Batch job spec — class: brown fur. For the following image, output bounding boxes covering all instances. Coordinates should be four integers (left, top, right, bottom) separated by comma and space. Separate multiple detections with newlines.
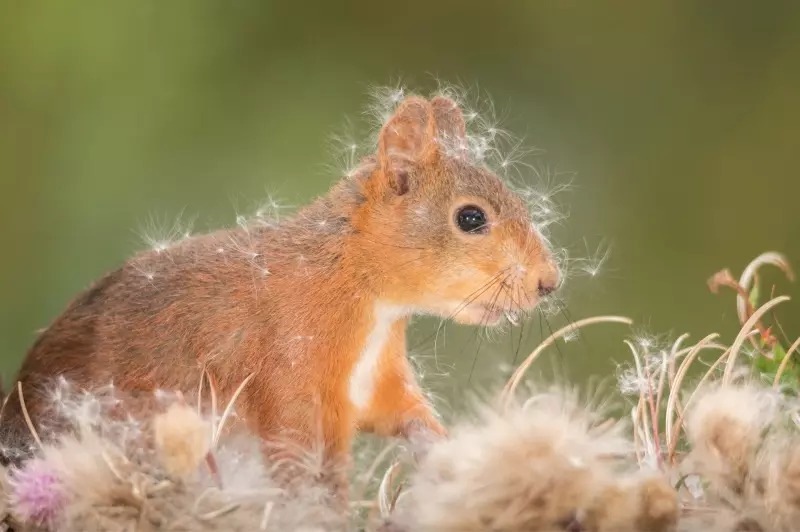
1, 95, 559, 497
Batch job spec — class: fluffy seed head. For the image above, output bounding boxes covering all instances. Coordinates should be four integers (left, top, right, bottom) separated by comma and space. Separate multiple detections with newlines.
685, 384, 780, 494
760, 436, 800, 531
391, 388, 630, 531
39, 431, 120, 514
582, 474, 679, 532
153, 402, 211, 477
8, 457, 67, 528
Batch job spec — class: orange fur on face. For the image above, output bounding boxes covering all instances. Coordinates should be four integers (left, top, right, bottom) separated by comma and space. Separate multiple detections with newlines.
1, 94, 558, 499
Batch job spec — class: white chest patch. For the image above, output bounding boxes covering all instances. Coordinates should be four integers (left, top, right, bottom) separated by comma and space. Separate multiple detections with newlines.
349, 303, 408, 411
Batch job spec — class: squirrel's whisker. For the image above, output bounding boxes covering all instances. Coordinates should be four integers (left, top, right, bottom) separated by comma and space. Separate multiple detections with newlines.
465, 276, 508, 386
412, 269, 510, 353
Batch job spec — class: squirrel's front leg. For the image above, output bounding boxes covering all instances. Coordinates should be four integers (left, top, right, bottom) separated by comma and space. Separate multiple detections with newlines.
356, 328, 446, 456
244, 385, 355, 504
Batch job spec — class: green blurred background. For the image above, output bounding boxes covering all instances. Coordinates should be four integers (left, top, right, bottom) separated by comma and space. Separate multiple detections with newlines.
2, 2, 799, 407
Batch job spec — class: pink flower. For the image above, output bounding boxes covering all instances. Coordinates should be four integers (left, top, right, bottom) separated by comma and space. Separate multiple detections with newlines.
9, 457, 67, 528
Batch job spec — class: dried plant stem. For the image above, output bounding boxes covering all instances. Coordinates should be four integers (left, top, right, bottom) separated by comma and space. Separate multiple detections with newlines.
773, 336, 800, 389
667, 344, 733, 463
683, 345, 735, 412
654, 350, 668, 427
646, 355, 665, 466
101, 450, 128, 483
771, 284, 793, 347
260, 501, 274, 530
205, 452, 222, 488
664, 333, 719, 453
197, 502, 240, 520
212, 372, 256, 448
353, 441, 398, 505
667, 336, 695, 428
626, 341, 660, 464
631, 399, 643, 464
723, 295, 790, 384
351, 500, 378, 509
667, 342, 729, 428
197, 363, 207, 415
17, 382, 43, 449
736, 252, 794, 326
667, 335, 690, 384
668, 342, 727, 424
0, 387, 12, 424
378, 461, 402, 518
501, 315, 632, 406
632, 390, 650, 465
205, 368, 219, 442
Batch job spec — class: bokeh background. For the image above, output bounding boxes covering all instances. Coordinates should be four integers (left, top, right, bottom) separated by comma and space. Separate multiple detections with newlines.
2, 2, 799, 408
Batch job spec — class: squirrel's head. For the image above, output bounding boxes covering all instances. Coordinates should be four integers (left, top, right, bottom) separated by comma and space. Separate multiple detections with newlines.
352, 95, 561, 326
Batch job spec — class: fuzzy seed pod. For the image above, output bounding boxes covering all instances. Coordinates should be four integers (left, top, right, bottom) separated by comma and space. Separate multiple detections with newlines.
153, 403, 210, 477
8, 457, 67, 528
760, 436, 800, 531
582, 474, 678, 532
685, 384, 779, 494
392, 390, 630, 531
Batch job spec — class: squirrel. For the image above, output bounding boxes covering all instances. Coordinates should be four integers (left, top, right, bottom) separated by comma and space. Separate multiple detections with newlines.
0, 93, 560, 495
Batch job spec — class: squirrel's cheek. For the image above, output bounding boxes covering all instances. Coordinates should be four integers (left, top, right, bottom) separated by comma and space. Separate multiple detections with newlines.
440, 266, 495, 295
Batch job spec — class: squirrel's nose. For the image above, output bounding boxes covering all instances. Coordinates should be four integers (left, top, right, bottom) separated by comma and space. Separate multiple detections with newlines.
537, 280, 556, 297
536, 261, 561, 297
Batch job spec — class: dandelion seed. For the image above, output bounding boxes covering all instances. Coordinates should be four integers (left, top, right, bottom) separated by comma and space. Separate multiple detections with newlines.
137, 211, 194, 255
741, 344, 760, 359
617, 366, 645, 396
48, 377, 70, 405
390, 88, 404, 103
629, 331, 663, 352
154, 389, 171, 401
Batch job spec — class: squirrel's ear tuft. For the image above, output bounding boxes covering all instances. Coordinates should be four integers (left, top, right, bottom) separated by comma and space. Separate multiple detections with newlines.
431, 96, 467, 140
377, 96, 435, 195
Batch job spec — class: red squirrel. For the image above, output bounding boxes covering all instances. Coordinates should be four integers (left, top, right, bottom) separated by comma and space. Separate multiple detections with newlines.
0, 94, 560, 489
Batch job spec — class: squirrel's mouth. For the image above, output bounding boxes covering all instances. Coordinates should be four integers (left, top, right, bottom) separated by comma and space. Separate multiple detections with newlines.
438, 298, 532, 327
464, 304, 523, 326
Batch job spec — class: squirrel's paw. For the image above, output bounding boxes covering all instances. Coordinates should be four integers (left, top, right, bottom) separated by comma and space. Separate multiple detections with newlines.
403, 418, 447, 464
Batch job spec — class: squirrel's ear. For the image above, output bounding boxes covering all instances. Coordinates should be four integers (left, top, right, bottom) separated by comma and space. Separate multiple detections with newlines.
431, 96, 467, 140
377, 96, 436, 195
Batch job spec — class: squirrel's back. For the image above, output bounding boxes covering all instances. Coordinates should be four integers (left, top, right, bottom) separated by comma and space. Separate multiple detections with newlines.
2, 188, 366, 459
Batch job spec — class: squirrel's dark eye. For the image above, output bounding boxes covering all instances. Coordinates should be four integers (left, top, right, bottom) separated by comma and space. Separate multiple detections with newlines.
456, 205, 488, 234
